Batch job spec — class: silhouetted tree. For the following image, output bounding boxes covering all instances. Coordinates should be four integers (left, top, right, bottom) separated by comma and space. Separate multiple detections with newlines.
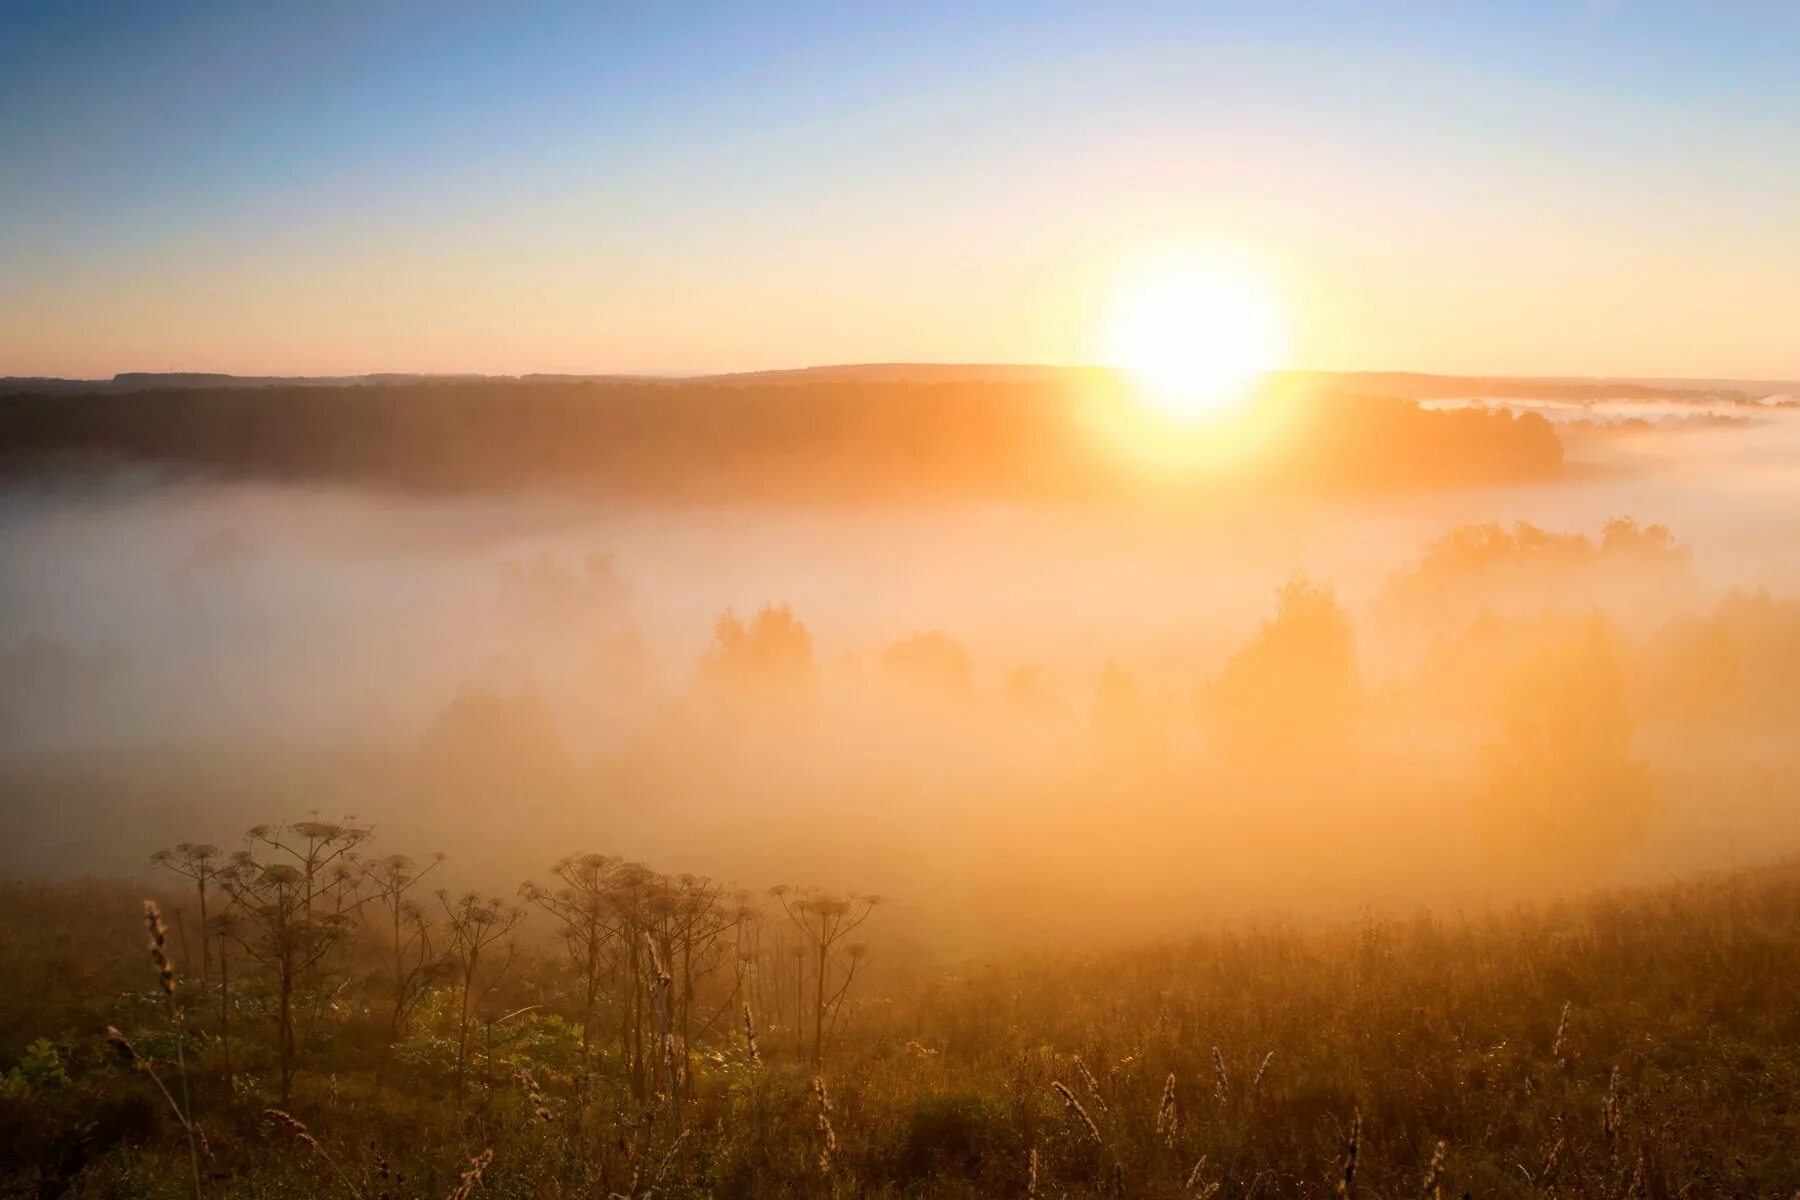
1201, 577, 1360, 765
700, 603, 819, 713
1476, 615, 1652, 863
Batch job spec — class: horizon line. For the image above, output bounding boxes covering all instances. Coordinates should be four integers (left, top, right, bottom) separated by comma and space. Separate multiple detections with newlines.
5, 363, 1799, 389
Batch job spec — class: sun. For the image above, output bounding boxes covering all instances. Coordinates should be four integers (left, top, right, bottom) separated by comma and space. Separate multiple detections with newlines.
1105, 262, 1286, 420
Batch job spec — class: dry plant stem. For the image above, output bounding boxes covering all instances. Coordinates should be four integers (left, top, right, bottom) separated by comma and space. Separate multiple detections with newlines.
647, 1128, 689, 1198
813, 1075, 838, 1174
165, 976, 200, 1198
107, 1025, 197, 1172
1074, 1054, 1109, 1112
1185, 1154, 1210, 1190
1052, 1080, 1104, 1147
1337, 1108, 1362, 1198
145, 902, 203, 1200
1423, 1139, 1447, 1199
643, 932, 682, 1135
264, 1108, 366, 1200
445, 1147, 493, 1200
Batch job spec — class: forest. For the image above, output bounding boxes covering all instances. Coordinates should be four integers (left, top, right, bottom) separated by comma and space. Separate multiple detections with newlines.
0, 375, 1562, 500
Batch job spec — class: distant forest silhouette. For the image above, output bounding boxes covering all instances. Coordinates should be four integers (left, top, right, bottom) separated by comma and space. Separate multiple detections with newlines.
0, 376, 1561, 499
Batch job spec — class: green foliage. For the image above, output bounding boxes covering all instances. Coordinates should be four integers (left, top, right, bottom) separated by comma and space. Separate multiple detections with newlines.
0, 1038, 68, 1099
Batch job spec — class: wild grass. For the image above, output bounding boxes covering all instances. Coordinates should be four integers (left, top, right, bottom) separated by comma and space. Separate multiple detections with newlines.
2, 859, 1799, 1197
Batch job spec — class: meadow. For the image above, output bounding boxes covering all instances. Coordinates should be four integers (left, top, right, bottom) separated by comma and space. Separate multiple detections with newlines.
3, 840, 1797, 1199
11, 2, 1800, 1195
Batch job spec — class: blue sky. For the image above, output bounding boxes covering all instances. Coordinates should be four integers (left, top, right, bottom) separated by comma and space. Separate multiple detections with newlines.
3, 1, 1798, 377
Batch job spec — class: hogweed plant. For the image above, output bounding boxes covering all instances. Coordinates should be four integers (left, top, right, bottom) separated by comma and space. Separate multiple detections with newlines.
438, 891, 525, 1105
61, 818, 1800, 1198
149, 844, 223, 991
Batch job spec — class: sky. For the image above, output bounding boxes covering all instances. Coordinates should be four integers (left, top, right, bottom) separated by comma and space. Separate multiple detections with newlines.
2, 1, 1798, 380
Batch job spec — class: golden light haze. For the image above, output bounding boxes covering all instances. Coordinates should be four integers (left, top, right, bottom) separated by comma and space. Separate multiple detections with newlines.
1103, 252, 1287, 418
10, 6, 1800, 1195
10, 222, 1797, 381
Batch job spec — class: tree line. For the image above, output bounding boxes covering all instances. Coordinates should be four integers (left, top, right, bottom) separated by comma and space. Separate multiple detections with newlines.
0, 377, 1562, 499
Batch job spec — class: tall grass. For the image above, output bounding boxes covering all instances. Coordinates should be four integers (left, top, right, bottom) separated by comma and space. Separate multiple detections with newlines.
2, 859, 1800, 1195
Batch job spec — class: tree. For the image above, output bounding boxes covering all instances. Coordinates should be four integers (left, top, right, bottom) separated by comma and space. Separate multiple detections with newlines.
1201, 577, 1360, 766
699, 603, 819, 712
1476, 615, 1652, 865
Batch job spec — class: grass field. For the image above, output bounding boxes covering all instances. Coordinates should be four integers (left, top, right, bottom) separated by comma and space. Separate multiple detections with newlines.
3, 843, 1798, 1199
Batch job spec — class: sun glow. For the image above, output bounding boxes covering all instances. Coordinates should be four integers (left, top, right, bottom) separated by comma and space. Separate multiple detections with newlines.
1105, 262, 1286, 420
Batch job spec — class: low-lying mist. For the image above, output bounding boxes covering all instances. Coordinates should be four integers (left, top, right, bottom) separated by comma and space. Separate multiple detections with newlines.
6, 385, 1800, 963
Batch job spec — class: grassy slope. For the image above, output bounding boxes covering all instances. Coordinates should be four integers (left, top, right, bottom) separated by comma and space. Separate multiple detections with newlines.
3, 863, 1798, 1198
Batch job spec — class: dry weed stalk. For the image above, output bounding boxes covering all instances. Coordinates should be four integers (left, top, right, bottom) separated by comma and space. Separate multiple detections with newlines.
643, 932, 682, 1135
515, 1065, 554, 1122
1336, 1108, 1362, 1198
1535, 1135, 1565, 1194
445, 1148, 494, 1200
105, 1024, 197, 1170
813, 1075, 838, 1174
1212, 1047, 1230, 1105
1184, 1153, 1209, 1190
264, 1108, 365, 1199
1155, 1072, 1179, 1146
1603, 1066, 1631, 1192
136, 901, 202, 1200
1550, 1000, 1571, 1067
742, 1001, 759, 1068
1422, 1139, 1446, 1199
1052, 1080, 1104, 1147
1250, 1049, 1275, 1104
646, 1129, 689, 1197
1073, 1054, 1109, 1112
